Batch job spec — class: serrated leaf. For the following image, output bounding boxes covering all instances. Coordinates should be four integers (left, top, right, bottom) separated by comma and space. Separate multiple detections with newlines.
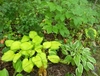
87, 62, 94, 70
5, 40, 14, 47
1, 50, 15, 62
22, 58, 34, 73
29, 31, 37, 39
48, 55, 60, 63
21, 35, 30, 42
10, 41, 21, 51
13, 59, 23, 72
43, 41, 51, 49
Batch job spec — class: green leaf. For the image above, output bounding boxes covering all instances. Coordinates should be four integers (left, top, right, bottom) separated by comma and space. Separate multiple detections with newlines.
87, 62, 94, 70
13, 53, 21, 63
77, 64, 83, 73
16, 74, 23, 76
50, 41, 61, 50
29, 31, 37, 39
87, 56, 96, 64
32, 35, 43, 45
21, 50, 29, 56
74, 55, 81, 66
85, 28, 97, 39
13, 59, 23, 72
47, 2, 56, 11
10, 41, 21, 51
21, 42, 33, 50
52, 26, 58, 34
43, 41, 51, 49
32, 56, 42, 68
49, 49, 57, 55
21, 35, 30, 42
1, 50, 15, 62
38, 53, 48, 68
22, 58, 34, 73
48, 55, 60, 63
0, 68, 9, 76
62, 55, 73, 64
5, 40, 14, 47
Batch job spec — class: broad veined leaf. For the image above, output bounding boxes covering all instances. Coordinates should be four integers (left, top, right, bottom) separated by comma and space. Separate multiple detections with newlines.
16, 74, 23, 76
35, 49, 42, 53
43, 41, 51, 49
21, 50, 29, 56
49, 49, 57, 55
10, 41, 21, 51
13, 59, 23, 72
1, 50, 15, 62
74, 55, 81, 66
47, 2, 56, 11
29, 31, 37, 39
21, 42, 33, 50
32, 56, 42, 68
13, 53, 21, 63
77, 63, 83, 73
63, 55, 73, 64
5, 40, 14, 47
48, 55, 60, 63
87, 56, 96, 64
32, 35, 43, 45
85, 28, 97, 39
22, 58, 34, 73
29, 50, 35, 57
38, 53, 48, 68
21, 35, 30, 42
50, 41, 61, 50
0, 68, 9, 76
87, 62, 94, 70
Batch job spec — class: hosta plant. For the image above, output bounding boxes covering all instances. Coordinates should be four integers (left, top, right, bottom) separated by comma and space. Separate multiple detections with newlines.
60, 40, 96, 76
1, 31, 61, 74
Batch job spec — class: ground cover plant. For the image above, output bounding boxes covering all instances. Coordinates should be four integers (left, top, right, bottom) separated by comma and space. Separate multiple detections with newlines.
0, 0, 100, 76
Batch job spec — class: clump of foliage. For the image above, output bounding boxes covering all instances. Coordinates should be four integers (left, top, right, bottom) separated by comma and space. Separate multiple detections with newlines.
1, 31, 61, 74
61, 40, 96, 76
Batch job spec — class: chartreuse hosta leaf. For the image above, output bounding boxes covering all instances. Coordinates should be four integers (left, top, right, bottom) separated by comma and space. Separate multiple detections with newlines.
22, 58, 34, 73
13, 53, 22, 63
32, 35, 43, 45
29, 31, 37, 39
5, 40, 14, 47
43, 41, 61, 50
43, 41, 51, 49
10, 41, 21, 51
1, 50, 15, 62
21, 42, 33, 50
38, 53, 48, 68
32, 55, 42, 68
50, 41, 61, 50
21, 35, 30, 42
32, 52, 47, 68
48, 55, 60, 63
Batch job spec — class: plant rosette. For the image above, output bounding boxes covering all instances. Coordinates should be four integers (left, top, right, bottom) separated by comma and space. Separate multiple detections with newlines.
1, 31, 61, 73
60, 40, 96, 76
